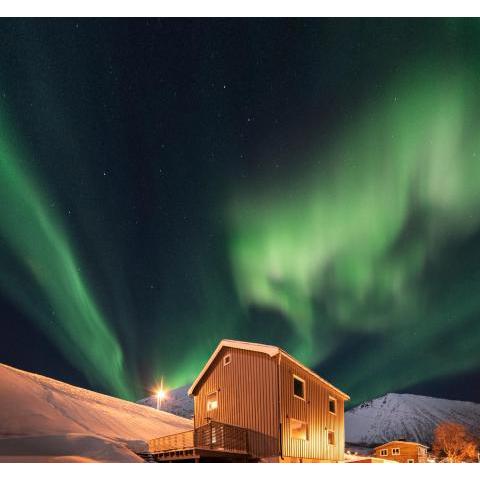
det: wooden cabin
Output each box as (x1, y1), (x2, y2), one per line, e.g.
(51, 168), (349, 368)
(144, 339), (349, 462)
(373, 440), (428, 463)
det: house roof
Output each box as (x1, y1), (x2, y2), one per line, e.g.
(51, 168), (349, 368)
(374, 440), (429, 450)
(188, 339), (350, 400)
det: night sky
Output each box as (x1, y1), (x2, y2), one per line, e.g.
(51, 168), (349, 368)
(1, 18), (480, 405)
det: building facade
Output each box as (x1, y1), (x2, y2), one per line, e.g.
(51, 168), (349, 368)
(373, 440), (428, 463)
(188, 339), (349, 462)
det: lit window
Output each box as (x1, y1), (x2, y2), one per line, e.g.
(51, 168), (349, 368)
(407, 459), (414, 463)
(290, 419), (308, 440)
(293, 375), (305, 399)
(327, 430), (336, 446)
(380, 449), (388, 456)
(207, 391), (218, 411)
(392, 448), (400, 455)
(328, 396), (337, 414)
(223, 354), (231, 366)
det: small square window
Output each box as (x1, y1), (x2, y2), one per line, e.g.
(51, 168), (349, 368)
(328, 396), (337, 414)
(223, 354), (231, 366)
(293, 375), (305, 399)
(207, 391), (218, 411)
(327, 430), (336, 446)
(290, 419), (308, 440)
(380, 449), (388, 456)
(392, 448), (400, 455)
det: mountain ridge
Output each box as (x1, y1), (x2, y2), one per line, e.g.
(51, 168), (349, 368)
(345, 392), (480, 446)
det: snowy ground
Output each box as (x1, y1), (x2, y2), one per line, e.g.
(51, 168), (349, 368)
(0, 363), (192, 462)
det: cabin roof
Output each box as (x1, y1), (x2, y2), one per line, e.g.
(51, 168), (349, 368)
(188, 339), (350, 400)
(374, 440), (429, 450)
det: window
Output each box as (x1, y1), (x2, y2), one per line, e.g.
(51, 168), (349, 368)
(327, 430), (336, 446)
(407, 459), (414, 463)
(328, 396), (337, 415)
(223, 354), (231, 366)
(206, 391), (218, 411)
(290, 419), (308, 440)
(379, 449), (388, 457)
(392, 448), (400, 455)
(293, 375), (305, 400)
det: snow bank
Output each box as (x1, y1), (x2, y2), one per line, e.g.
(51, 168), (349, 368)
(0, 363), (193, 462)
(0, 434), (143, 463)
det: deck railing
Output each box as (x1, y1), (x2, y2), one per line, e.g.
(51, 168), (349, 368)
(148, 429), (194, 453)
(148, 421), (248, 454)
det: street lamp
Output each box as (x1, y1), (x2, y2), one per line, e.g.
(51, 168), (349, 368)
(156, 377), (166, 410)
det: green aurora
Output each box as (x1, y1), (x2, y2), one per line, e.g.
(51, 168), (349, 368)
(228, 66), (480, 399)
(0, 113), (134, 399)
(1, 20), (480, 404)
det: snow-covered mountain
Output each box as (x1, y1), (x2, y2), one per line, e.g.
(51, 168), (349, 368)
(0, 363), (192, 462)
(138, 385), (194, 419)
(345, 393), (480, 447)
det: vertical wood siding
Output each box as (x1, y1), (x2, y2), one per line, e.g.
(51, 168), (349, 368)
(193, 347), (279, 459)
(279, 355), (345, 462)
(374, 442), (428, 463)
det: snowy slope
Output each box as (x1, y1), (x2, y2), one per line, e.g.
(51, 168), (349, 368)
(138, 385), (193, 419)
(0, 363), (192, 462)
(345, 393), (480, 446)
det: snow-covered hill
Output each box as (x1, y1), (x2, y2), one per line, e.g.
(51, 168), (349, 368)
(138, 385), (193, 419)
(345, 393), (480, 447)
(0, 363), (192, 462)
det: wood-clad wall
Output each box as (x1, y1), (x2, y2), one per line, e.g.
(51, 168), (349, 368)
(279, 355), (345, 462)
(193, 347), (280, 459)
(373, 442), (428, 463)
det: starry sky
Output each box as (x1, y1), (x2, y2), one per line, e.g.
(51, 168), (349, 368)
(1, 18), (480, 405)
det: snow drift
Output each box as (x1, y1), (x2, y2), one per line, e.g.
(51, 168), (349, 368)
(0, 363), (192, 462)
(345, 392), (480, 446)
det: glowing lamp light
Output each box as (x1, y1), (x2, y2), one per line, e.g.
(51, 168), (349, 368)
(155, 378), (167, 410)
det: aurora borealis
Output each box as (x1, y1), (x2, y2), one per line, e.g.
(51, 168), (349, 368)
(1, 19), (480, 404)
(0, 111), (133, 398)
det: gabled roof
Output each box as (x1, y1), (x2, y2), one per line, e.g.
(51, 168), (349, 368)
(188, 339), (350, 400)
(374, 440), (429, 450)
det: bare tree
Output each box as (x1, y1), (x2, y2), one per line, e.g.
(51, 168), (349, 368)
(432, 422), (478, 463)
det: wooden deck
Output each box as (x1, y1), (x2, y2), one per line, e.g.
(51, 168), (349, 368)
(141, 421), (253, 462)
